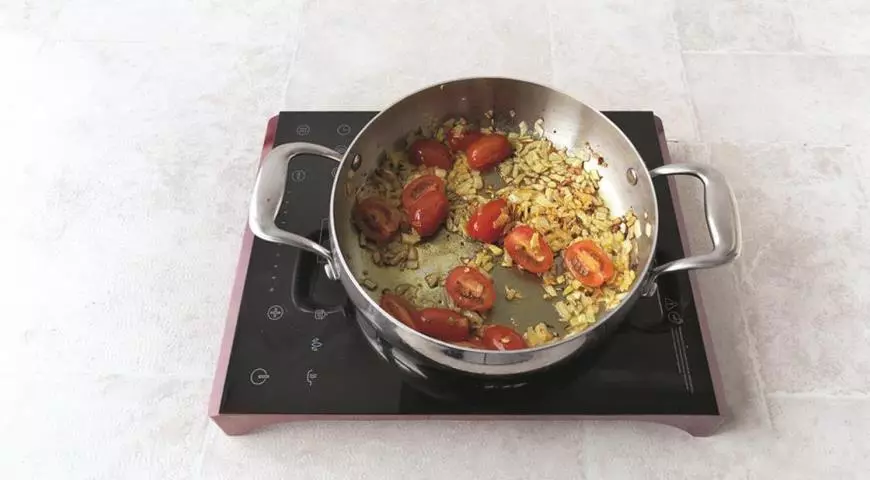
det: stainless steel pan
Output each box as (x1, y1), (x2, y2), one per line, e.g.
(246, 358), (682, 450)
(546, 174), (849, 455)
(249, 77), (740, 378)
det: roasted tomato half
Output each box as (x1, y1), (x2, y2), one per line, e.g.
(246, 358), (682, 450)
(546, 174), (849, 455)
(417, 308), (470, 342)
(401, 174), (445, 212)
(480, 324), (527, 351)
(466, 134), (512, 170)
(445, 127), (483, 153)
(445, 265), (496, 312)
(352, 196), (402, 243)
(379, 293), (419, 329)
(466, 198), (510, 244)
(408, 138), (453, 169)
(503, 225), (554, 273)
(406, 191), (449, 237)
(564, 240), (615, 287)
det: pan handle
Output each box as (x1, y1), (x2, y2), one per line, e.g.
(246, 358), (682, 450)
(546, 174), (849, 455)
(641, 163), (741, 296)
(249, 142), (343, 280)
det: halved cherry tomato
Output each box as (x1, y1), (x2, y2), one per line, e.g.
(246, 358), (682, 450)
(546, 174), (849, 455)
(465, 198), (510, 244)
(380, 293), (419, 329)
(408, 138), (453, 169)
(446, 128), (483, 153)
(401, 175), (445, 212)
(480, 324), (527, 351)
(466, 134), (512, 170)
(417, 308), (470, 342)
(564, 240), (615, 287)
(445, 266), (496, 312)
(352, 196), (402, 243)
(407, 191), (449, 237)
(503, 225), (554, 274)
(453, 336), (488, 349)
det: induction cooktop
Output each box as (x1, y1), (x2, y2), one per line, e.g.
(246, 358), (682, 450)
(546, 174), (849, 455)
(208, 111), (725, 437)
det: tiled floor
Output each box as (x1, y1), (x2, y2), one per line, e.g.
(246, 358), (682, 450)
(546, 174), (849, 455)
(1, 0), (868, 478)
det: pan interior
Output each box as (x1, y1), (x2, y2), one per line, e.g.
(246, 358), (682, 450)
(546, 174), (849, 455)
(332, 78), (657, 339)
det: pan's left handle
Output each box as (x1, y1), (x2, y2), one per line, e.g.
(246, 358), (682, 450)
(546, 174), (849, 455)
(249, 142), (343, 280)
(641, 163), (741, 296)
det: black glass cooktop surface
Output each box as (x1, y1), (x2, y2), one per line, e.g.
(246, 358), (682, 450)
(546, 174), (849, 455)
(217, 111), (719, 417)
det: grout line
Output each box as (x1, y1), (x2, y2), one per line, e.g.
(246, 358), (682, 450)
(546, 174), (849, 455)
(27, 31), (49, 55)
(669, 6), (703, 143)
(728, 265), (774, 428)
(767, 391), (870, 400)
(192, 422), (219, 480)
(782, 0), (807, 53)
(681, 50), (870, 57)
(35, 0), (69, 42)
(579, 418), (593, 480)
(677, 51), (704, 143)
(281, 0), (317, 108)
(32, 37), (285, 47)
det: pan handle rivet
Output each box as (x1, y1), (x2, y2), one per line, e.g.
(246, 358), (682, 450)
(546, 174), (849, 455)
(626, 168), (638, 186)
(350, 153), (362, 171)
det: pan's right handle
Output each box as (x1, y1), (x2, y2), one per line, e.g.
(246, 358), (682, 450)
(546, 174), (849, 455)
(641, 163), (742, 296)
(249, 142), (343, 280)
